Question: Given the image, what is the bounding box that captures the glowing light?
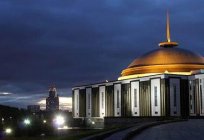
[63,125,68,129]
[57,125,69,130]
[24,119,31,125]
[164,70,169,73]
[5,128,12,134]
[119,71,192,80]
[54,115,65,126]
[119,73,160,80]
[43,120,47,123]
[120,63,203,79]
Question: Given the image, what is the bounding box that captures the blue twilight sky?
[0,0,204,109]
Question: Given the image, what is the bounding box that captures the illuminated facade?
[72,13,204,118]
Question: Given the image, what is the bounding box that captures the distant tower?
[46,85,59,111]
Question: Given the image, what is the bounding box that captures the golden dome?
[119,12,204,80]
[120,47,204,78]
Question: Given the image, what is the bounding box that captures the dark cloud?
[0,0,203,108]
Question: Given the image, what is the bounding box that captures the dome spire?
[159,11,178,47]
[166,11,171,42]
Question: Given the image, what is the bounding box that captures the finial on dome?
[159,11,178,47]
[166,11,171,42]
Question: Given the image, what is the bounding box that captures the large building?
[46,86,59,111]
[72,13,204,119]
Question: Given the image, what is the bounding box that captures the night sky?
[0,0,204,109]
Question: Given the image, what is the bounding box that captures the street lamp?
[54,115,65,126]
[43,120,47,124]
[2,118,4,123]
[53,115,67,130]
[5,128,12,135]
[24,118,31,125]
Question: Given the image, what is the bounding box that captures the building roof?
[119,12,204,79]
[120,47,204,77]
[129,47,204,67]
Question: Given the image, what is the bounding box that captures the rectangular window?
[102,92,104,109]
[203,79,204,110]
[173,85,177,107]
[200,85,202,110]
[193,85,196,111]
[134,89,137,107]
[190,95,192,100]
[76,94,79,110]
[117,90,120,108]
[88,93,91,109]
[154,86,157,106]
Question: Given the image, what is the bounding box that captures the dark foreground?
[132,119,204,140]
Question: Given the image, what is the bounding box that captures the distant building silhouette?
[27,105,40,113]
[46,86,59,111]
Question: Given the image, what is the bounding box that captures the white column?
[151,79,161,116]
[170,78,180,116]
[114,84,121,117]
[200,79,204,115]
[74,89,79,118]
[99,86,106,118]
[86,88,92,118]
[131,81,140,116]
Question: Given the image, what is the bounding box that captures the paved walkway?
[104,122,149,140]
[132,119,204,140]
